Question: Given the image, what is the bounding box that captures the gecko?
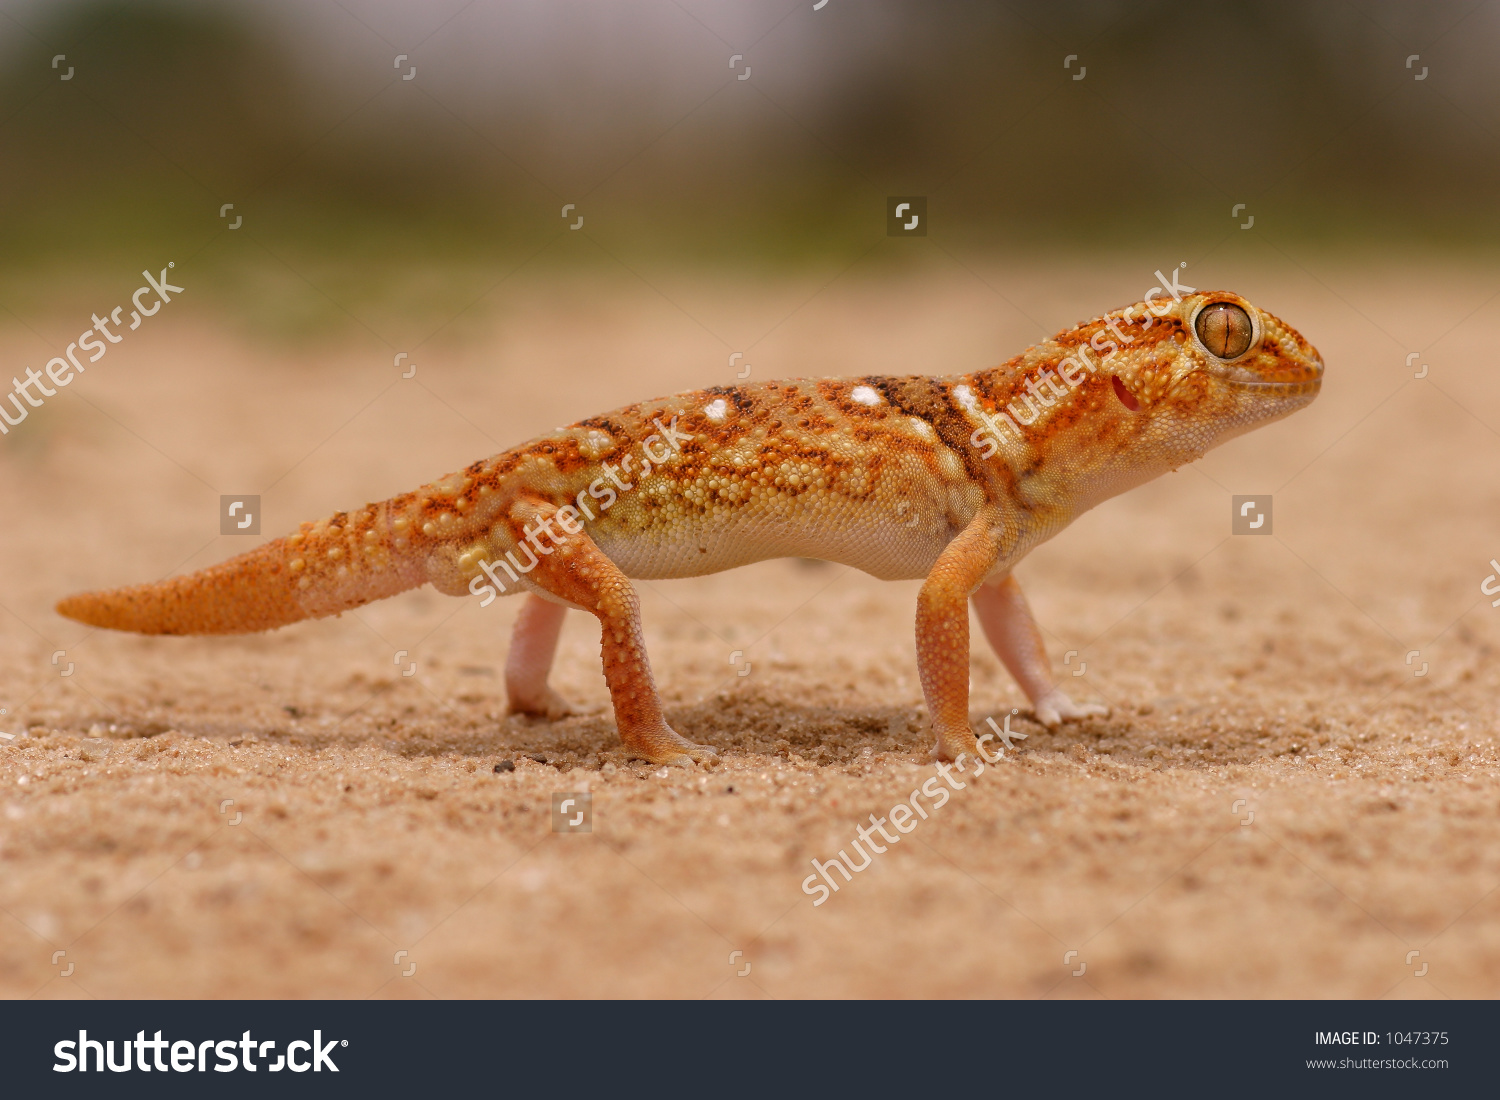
[56,290,1323,766]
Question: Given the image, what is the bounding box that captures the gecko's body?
[58,291,1323,765]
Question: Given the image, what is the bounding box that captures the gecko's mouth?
[1209,351,1323,398]
[1220,376,1322,397]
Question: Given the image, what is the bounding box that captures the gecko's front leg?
[916,505,1005,762]
[971,572,1109,727]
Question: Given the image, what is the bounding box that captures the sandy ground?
[2,255,1499,999]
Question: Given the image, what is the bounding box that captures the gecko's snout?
[1186,294,1323,401]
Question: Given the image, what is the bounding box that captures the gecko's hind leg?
[505,594,579,720]
[505,497,716,767]
[971,572,1109,727]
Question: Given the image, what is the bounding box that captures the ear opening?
[1111,375,1141,411]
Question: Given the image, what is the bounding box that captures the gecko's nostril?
[1111,375,1140,411]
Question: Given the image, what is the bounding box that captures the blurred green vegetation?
[0,0,1495,333]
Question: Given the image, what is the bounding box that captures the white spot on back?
[851,385,881,406]
[578,429,617,460]
[704,398,728,422]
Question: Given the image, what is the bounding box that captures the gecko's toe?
[653,745,719,769]
[1035,689,1109,727]
[506,688,580,721]
[621,723,718,768]
[930,725,980,763]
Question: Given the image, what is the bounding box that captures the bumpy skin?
[57,292,1323,766]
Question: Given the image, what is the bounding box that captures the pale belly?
[590,491,971,582]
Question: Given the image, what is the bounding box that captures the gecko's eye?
[1195,302,1254,359]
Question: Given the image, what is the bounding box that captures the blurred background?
[0,0,1496,335]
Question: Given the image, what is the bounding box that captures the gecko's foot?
[1034,689,1109,728]
[929,724,980,763]
[505,687,580,721]
[620,723,719,768]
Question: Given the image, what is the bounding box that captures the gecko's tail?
[55,499,432,635]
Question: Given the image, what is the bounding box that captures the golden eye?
[1195,302,1253,359]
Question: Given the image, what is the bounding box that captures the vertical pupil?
[1207,310,1230,354]
[1197,304,1251,358]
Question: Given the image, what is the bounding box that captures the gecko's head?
[1101,290,1323,463]
[963,291,1322,508]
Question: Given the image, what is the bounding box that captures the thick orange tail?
[56,540,308,634]
[56,500,432,636]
